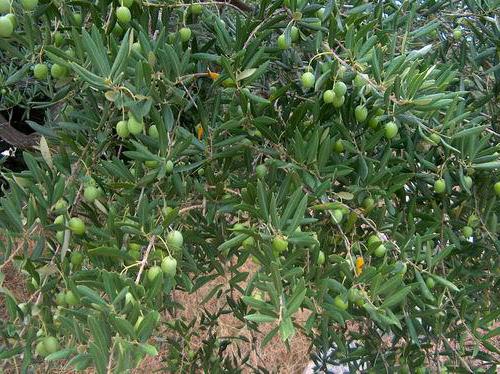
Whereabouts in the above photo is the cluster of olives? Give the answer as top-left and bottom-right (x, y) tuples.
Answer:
(301, 68), (401, 141)
(322, 80), (348, 108)
(52, 197), (87, 243)
(0, 0), (34, 38)
(277, 26), (300, 50)
(116, 114), (144, 138)
(55, 289), (80, 307)
(146, 230), (183, 280)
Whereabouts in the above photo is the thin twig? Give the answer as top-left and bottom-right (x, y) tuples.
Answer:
(135, 235), (157, 284)
(179, 204), (204, 214)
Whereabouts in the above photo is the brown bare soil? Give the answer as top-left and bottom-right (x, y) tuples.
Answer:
(134, 259), (312, 373)
(1, 253), (312, 373)
(2, 249), (497, 373)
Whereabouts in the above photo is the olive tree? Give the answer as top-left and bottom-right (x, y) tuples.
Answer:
(0, 0), (499, 372)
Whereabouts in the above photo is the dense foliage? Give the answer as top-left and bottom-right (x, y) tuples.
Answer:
(0, 0), (499, 372)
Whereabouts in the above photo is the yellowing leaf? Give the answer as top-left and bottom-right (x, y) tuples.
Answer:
(39, 136), (53, 170)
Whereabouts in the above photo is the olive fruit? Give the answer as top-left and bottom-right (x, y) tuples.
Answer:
(165, 160), (174, 173)
(333, 295), (348, 311)
(127, 115), (144, 135)
(353, 74), (366, 88)
(125, 292), (135, 305)
(190, 3), (202, 15)
(374, 244), (387, 257)
(55, 231), (65, 244)
(5, 12), (15, 27)
(70, 251), (83, 267)
(301, 72), (315, 89)
(131, 41), (141, 54)
(121, 0), (133, 6)
(54, 215), (65, 226)
(33, 64), (48, 80)
(331, 94), (345, 108)
(277, 34), (289, 50)
(494, 181), (500, 196)
(367, 234), (381, 247)
(256, 164), (268, 179)
(116, 6), (131, 24)
(83, 185), (100, 203)
(166, 230), (184, 249)
(426, 277), (435, 289)
(65, 290), (79, 306)
(384, 121), (398, 139)
(242, 236), (255, 249)
(317, 250), (325, 265)
(333, 81), (347, 97)
(72, 13), (82, 26)
(0, 16), (14, 38)
(362, 197), (375, 211)
(35, 340), (48, 357)
(161, 256), (177, 277)
(125, 248), (140, 265)
(50, 64), (67, 79)
(148, 124), (159, 139)
(179, 27), (192, 42)
(467, 214), (479, 228)
(147, 265), (162, 282)
(354, 105), (368, 122)
(55, 292), (66, 306)
(368, 116), (379, 129)
(453, 28), (462, 40)
(462, 225), (473, 238)
(290, 25), (299, 42)
(430, 133), (441, 145)
(434, 179), (446, 194)
(116, 120), (129, 138)
(394, 261), (407, 275)
(323, 90), (335, 103)
(21, 0), (38, 11)
(332, 139), (344, 153)
(43, 336), (59, 354)
(53, 31), (64, 46)
(272, 235), (288, 253)
(233, 223), (245, 231)
(347, 288), (361, 303)
(68, 217), (86, 235)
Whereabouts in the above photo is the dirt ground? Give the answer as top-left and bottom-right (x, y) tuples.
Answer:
(133, 259), (312, 373)
(2, 255), (498, 373)
(0, 256), (312, 373)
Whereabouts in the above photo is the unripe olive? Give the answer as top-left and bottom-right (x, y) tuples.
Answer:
(462, 226), (473, 238)
(256, 164), (268, 179)
(33, 64), (48, 80)
(116, 6), (131, 24)
(301, 72), (315, 89)
(179, 27), (192, 42)
(323, 90), (335, 103)
(277, 34), (289, 50)
(384, 121), (398, 139)
(272, 235), (288, 253)
(434, 179), (446, 194)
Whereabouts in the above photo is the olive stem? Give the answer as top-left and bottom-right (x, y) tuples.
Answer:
(135, 235), (157, 284)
